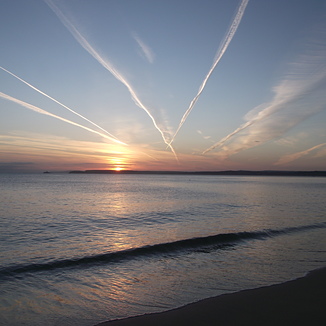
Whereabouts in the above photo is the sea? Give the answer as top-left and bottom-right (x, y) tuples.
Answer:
(0, 173), (325, 326)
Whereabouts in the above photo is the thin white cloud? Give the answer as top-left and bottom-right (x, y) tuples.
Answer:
(197, 130), (212, 140)
(132, 32), (155, 64)
(275, 143), (326, 166)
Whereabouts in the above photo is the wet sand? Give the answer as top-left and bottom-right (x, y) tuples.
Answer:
(95, 267), (326, 326)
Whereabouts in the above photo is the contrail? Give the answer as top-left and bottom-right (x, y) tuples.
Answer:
(202, 119), (254, 154)
(203, 63), (326, 154)
(203, 9), (326, 155)
(44, 0), (177, 159)
(169, 0), (249, 146)
(275, 143), (326, 166)
(0, 66), (121, 142)
(0, 92), (127, 145)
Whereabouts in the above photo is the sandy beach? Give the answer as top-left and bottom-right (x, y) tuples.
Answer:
(96, 267), (326, 326)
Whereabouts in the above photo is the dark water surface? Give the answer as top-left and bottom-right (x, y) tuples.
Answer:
(0, 174), (325, 326)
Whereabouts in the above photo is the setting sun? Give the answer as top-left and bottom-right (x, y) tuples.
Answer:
(108, 155), (129, 171)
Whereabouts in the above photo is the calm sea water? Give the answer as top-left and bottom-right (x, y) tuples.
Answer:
(0, 173), (325, 326)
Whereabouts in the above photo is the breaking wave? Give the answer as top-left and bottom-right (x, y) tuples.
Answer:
(1, 222), (325, 279)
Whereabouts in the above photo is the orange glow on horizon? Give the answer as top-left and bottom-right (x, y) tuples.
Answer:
(108, 154), (130, 172)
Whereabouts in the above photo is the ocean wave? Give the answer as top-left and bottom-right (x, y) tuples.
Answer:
(1, 222), (325, 279)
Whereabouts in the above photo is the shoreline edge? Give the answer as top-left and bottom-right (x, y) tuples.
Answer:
(95, 267), (326, 326)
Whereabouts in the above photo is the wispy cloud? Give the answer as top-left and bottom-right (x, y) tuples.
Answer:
(203, 17), (326, 156)
(275, 143), (326, 166)
(169, 0), (249, 145)
(0, 132), (133, 171)
(0, 132), (123, 157)
(197, 130), (212, 140)
(132, 32), (155, 63)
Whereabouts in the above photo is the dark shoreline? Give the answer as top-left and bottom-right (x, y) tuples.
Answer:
(69, 170), (326, 177)
(95, 267), (326, 326)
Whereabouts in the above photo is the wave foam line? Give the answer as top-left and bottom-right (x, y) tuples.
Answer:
(169, 0), (249, 146)
(0, 92), (127, 145)
(1, 222), (324, 279)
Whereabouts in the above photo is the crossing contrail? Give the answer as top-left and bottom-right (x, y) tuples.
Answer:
(169, 0), (249, 146)
(0, 92), (127, 145)
(0, 66), (122, 142)
(44, 0), (177, 160)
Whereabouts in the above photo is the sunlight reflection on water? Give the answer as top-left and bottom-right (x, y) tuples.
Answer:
(0, 174), (325, 326)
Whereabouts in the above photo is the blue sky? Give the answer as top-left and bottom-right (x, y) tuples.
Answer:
(1, 0), (326, 172)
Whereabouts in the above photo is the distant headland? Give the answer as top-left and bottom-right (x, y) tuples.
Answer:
(68, 170), (326, 177)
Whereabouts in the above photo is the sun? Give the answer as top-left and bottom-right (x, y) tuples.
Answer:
(108, 155), (129, 172)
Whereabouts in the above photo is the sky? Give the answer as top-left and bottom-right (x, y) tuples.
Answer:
(1, 0), (326, 172)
